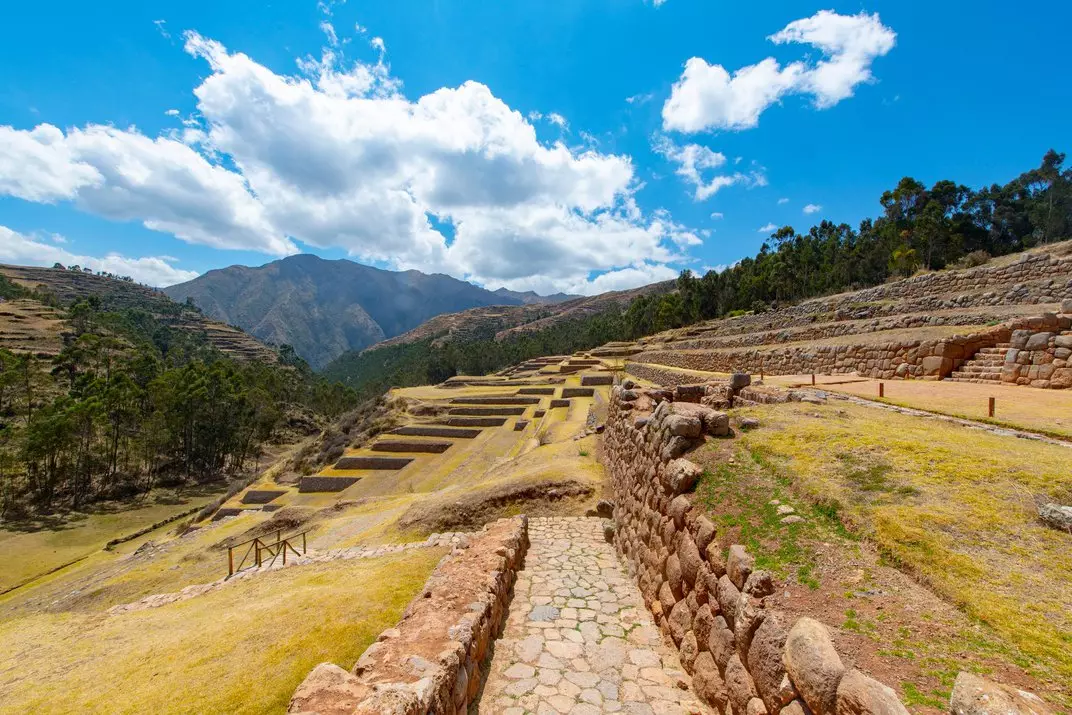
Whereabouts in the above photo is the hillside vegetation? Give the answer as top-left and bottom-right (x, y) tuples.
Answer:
(0, 274), (356, 519)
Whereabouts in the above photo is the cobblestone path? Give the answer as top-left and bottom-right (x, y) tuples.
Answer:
(478, 517), (708, 714)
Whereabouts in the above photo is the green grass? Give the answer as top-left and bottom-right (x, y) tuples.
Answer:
(735, 401), (1072, 694)
(0, 548), (443, 715)
(0, 487), (227, 594)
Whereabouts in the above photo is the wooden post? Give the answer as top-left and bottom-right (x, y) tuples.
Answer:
(255, 541), (261, 568)
(989, 397), (995, 418)
(879, 382), (884, 398)
(228, 547), (234, 577)
(302, 531), (307, 554)
(760, 368), (764, 381)
(282, 542), (287, 566)
(811, 373), (816, 386)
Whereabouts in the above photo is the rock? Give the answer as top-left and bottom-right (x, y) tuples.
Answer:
(1024, 332), (1054, 351)
(710, 615), (737, 671)
(669, 599), (693, 646)
(781, 515), (805, 525)
(739, 417), (761, 430)
(693, 603), (716, 648)
(949, 672), (1054, 715)
(666, 553), (684, 596)
(694, 515), (718, 552)
(595, 499), (615, 517)
(727, 545), (755, 590)
(1061, 298), (1072, 314)
(354, 687), (422, 715)
(730, 373), (752, 390)
(749, 698), (771, 715)
(1038, 503), (1072, 532)
(679, 534), (703, 586)
(602, 519), (617, 543)
(744, 570), (775, 598)
(706, 541), (727, 577)
(776, 505), (796, 516)
(681, 630), (700, 672)
(717, 575), (742, 625)
(667, 413), (703, 438)
(782, 699), (814, 715)
(289, 663), (366, 715)
(783, 617), (846, 715)
(670, 495), (691, 528)
(1056, 335), (1072, 349)
(726, 654), (761, 714)
(835, 669), (908, 715)
(667, 458), (703, 494)
(693, 651), (730, 710)
(749, 614), (795, 713)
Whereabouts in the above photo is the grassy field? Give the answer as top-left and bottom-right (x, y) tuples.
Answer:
(0, 487), (227, 594)
(0, 548), (443, 715)
(730, 401), (1072, 696)
(765, 375), (1072, 438)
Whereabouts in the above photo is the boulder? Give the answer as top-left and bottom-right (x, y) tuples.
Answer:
(1024, 332), (1054, 351)
(717, 574), (742, 625)
(835, 669), (908, 715)
(709, 615), (737, 671)
(1038, 502), (1072, 532)
(744, 570), (775, 598)
(728, 545), (755, 589)
(949, 672), (1054, 715)
(669, 599), (693, 646)
(730, 373), (753, 390)
(1061, 298), (1072, 314)
(679, 533), (703, 586)
(726, 654), (761, 715)
(783, 617), (846, 715)
(748, 613), (794, 712)
(693, 651), (730, 710)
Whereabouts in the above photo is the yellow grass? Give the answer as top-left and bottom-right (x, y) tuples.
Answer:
(736, 401), (1072, 687)
(0, 488), (226, 593)
(0, 548), (443, 715)
(765, 375), (1072, 438)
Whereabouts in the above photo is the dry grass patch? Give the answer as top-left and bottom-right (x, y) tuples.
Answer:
(0, 487), (227, 594)
(766, 376), (1072, 438)
(734, 401), (1072, 695)
(0, 548), (443, 715)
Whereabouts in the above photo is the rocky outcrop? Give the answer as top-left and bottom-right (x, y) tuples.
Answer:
(287, 516), (528, 714)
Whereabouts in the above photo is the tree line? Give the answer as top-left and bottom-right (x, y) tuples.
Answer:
(0, 291), (355, 518)
(625, 150), (1071, 336)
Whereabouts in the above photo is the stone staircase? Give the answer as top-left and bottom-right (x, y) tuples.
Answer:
(947, 344), (1010, 383)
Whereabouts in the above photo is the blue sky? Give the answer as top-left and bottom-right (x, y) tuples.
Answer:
(1, 0), (1069, 293)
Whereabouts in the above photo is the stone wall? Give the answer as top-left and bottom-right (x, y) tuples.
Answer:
(634, 311), (1072, 388)
(287, 516), (529, 715)
(602, 385), (910, 715)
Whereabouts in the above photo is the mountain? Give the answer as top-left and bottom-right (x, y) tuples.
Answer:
(163, 255), (529, 369)
(491, 287), (579, 305)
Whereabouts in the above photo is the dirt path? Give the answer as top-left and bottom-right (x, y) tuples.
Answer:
(478, 516), (709, 714)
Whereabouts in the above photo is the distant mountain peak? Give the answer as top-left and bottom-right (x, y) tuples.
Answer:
(491, 287), (580, 305)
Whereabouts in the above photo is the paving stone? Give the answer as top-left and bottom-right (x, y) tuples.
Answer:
(479, 517), (712, 713)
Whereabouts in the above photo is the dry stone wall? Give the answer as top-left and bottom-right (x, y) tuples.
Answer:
(635, 311), (1072, 388)
(288, 516), (528, 715)
(602, 385), (912, 715)
(600, 384), (1056, 715)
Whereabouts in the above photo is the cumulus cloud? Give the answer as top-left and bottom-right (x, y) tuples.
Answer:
(0, 28), (700, 295)
(803, 203), (822, 214)
(652, 135), (765, 201)
(662, 10), (895, 132)
(0, 225), (198, 286)
(758, 222), (778, 233)
(778, 197), (789, 204)
(710, 212), (724, 219)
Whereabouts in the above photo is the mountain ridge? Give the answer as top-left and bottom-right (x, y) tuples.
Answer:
(164, 255), (554, 369)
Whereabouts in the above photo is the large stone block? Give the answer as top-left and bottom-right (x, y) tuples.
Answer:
(693, 651), (730, 710)
(726, 654), (761, 715)
(749, 613), (794, 713)
(835, 669), (908, 715)
(949, 672), (1054, 715)
(783, 617), (846, 715)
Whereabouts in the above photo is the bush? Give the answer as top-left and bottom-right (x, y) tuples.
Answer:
(952, 250), (991, 269)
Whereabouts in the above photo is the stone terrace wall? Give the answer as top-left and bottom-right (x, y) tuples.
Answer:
(603, 386), (910, 715)
(635, 311), (1072, 388)
(288, 516), (528, 715)
(640, 246), (1072, 345)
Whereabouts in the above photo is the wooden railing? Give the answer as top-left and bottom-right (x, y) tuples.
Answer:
(227, 530), (308, 577)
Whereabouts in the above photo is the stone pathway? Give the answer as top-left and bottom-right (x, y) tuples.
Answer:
(478, 517), (709, 714)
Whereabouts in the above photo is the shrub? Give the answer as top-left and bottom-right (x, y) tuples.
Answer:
(952, 250), (991, 269)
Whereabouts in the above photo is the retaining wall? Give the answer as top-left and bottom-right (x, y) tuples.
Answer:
(602, 386), (910, 715)
(288, 516), (529, 715)
(634, 311), (1072, 388)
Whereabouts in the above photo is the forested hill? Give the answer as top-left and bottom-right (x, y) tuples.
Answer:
(0, 271), (355, 518)
(323, 150), (1072, 397)
(164, 254), (535, 369)
(0, 264), (277, 363)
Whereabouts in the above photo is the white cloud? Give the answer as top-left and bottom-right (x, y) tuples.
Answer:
(320, 21), (339, 47)
(777, 197), (789, 204)
(650, 0), (669, 7)
(662, 10), (895, 132)
(710, 212), (723, 219)
(0, 123), (294, 255)
(164, 109), (180, 117)
(758, 222), (778, 233)
(625, 92), (654, 105)
(0, 225), (198, 286)
(653, 135), (765, 201)
(0, 28), (702, 295)
(803, 203), (822, 214)
(547, 112), (568, 129)
(582, 263), (678, 294)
